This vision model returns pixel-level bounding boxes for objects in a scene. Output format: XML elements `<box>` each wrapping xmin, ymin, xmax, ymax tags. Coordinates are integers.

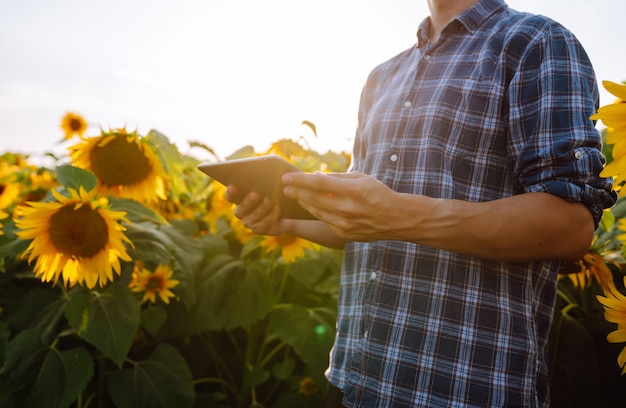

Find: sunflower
<box><xmin>204</xmin><ymin>182</ymin><xmax>235</xmax><ymax>232</ymax></box>
<box><xmin>592</xmin><ymin>81</ymin><xmax>626</xmax><ymax>195</ymax></box>
<box><xmin>129</xmin><ymin>263</ymin><xmax>179</xmax><ymax>304</ymax></box>
<box><xmin>69</xmin><ymin>128</ymin><xmax>168</xmax><ymax>204</ymax></box>
<box><xmin>596</xmin><ymin>276</ymin><xmax>626</xmax><ymax>374</ymax></box>
<box><xmin>0</xmin><ymin>175</ymin><xmax>21</xmax><ymax>211</ymax></box>
<box><xmin>568</xmin><ymin>250</ymin><xmax>616</xmax><ymax>293</ymax></box>
<box><xmin>14</xmin><ymin>187</ymin><xmax>133</xmax><ymax>288</ymax></box>
<box><xmin>60</xmin><ymin>112</ymin><xmax>88</xmax><ymax>140</ymax></box>
<box><xmin>259</xmin><ymin>233</ymin><xmax>315</xmax><ymax>263</ymax></box>
<box><xmin>297</xmin><ymin>376</ymin><xmax>320</xmax><ymax>397</ymax></box>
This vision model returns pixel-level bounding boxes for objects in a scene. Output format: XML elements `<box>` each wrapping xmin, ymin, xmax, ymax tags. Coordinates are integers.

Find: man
<box><xmin>226</xmin><ymin>0</ymin><xmax>616</xmax><ymax>406</ymax></box>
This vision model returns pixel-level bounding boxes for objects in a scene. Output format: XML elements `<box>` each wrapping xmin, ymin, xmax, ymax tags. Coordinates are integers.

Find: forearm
<box><xmin>285</xmin><ymin>219</ymin><xmax>346</xmax><ymax>250</ymax></box>
<box><xmin>390</xmin><ymin>192</ymin><xmax>595</xmax><ymax>262</ymax></box>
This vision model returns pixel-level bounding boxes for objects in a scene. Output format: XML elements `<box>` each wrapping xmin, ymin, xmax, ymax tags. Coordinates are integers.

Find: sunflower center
<box><xmin>69</xmin><ymin>118</ymin><xmax>83</xmax><ymax>131</ymax></box>
<box><xmin>147</xmin><ymin>275</ymin><xmax>164</xmax><ymax>291</ymax></box>
<box><xmin>89</xmin><ymin>134</ymin><xmax>153</xmax><ymax>186</ymax></box>
<box><xmin>0</xmin><ymin>184</ymin><xmax>5</xmax><ymax>196</ymax></box>
<box><xmin>48</xmin><ymin>204</ymin><xmax>109</xmax><ymax>258</ymax></box>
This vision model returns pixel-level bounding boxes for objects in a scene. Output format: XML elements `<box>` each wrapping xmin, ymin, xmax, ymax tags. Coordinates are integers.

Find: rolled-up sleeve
<box><xmin>509</xmin><ymin>22</ymin><xmax>617</xmax><ymax>226</ymax></box>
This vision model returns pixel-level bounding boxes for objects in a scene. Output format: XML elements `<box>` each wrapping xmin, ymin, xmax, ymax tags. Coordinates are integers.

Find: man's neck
<box><xmin>427</xmin><ymin>0</ymin><xmax>479</xmax><ymax>42</ymax></box>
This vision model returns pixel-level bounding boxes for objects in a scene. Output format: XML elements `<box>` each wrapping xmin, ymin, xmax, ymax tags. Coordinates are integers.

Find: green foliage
<box><xmin>107</xmin><ymin>343</ymin><xmax>195</xmax><ymax>408</ymax></box>
<box><xmin>65</xmin><ymin>283</ymin><xmax>141</xmax><ymax>367</ymax></box>
<box><xmin>55</xmin><ymin>164</ymin><xmax>97</xmax><ymax>193</ymax></box>
<box><xmin>0</xmin><ymin>330</ymin><xmax>94</xmax><ymax>408</ymax></box>
<box><xmin>0</xmin><ymin>127</ymin><xmax>343</xmax><ymax>407</ymax></box>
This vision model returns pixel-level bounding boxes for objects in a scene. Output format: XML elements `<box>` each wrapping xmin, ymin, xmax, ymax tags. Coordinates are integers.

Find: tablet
<box><xmin>197</xmin><ymin>155</ymin><xmax>316</xmax><ymax>220</ymax></box>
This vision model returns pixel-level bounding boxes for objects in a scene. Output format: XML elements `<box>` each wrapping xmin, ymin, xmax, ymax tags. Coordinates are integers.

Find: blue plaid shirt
<box><xmin>326</xmin><ymin>0</ymin><xmax>616</xmax><ymax>406</ymax></box>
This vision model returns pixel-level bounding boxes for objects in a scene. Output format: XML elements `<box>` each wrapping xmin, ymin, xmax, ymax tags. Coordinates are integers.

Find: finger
<box><xmin>225</xmin><ymin>185</ymin><xmax>243</xmax><ymax>204</ymax></box>
<box><xmin>324</xmin><ymin>171</ymin><xmax>363</xmax><ymax>179</ymax></box>
<box><xmin>233</xmin><ymin>191</ymin><xmax>263</xmax><ymax>219</ymax></box>
<box><xmin>282</xmin><ymin>172</ymin><xmax>349</xmax><ymax>195</ymax></box>
<box><xmin>245</xmin><ymin>196</ymin><xmax>277</xmax><ymax>225</ymax></box>
<box><xmin>284</xmin><ymin>186</ymin><xmax>339</xmax><ymax>215</ymax></box>
<box><xmin>246</xmin><ymin>205</ymin><xmax>282</xmax><ymax>234</ymax></box>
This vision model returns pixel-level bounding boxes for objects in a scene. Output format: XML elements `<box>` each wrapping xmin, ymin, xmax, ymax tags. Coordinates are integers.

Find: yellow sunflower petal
<box><xmin>606</xmin><ymin>128</ymin><xmax>626</xmax><ymax>145</ymax></box>
<box><xmin>591</xmin><ymin>104</ymin><xmax>626</xmax><ymax>129</ymax></box>
<box><xmin>609</xmin><ymin>139</ymin><xmax>626</xmax><ymax>161</ymax></box>
<box><xmin>603</xmin><ymin>80</ymin><xmax>626</xmax><ymax>101</ymax></box>
<box><xmin>613</xmin><ymin>345</ymin><xmax>626</xmax><ymax>375</ymax></box>
<box><xmin>600</xmin><ymin>156</ymin><xmax>626</xmax><ymax>178</ymax></box>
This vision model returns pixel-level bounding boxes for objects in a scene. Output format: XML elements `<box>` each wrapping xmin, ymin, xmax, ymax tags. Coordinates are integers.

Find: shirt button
<box><xmin>423</xmin><ymin>54</ymin><xmax>431</xmax><ymax>61</ymax></box>
<box><xmin>370</xmin><ymin>272</ymin><xmax>377</xmax><ymax>280</ymax></box>
<box><xmin>390</xmin><ymin>154</ymin><xmax>398</xmax><ymax>162</ymax></box>
<box><xmin>364</xmin><ymin>330</ymin><xmax>369</xmax><ymax>339</ymax></box>
<box><xmin>403</xmin><ymin>101</ymin><xmax>412</xmax><ymax>108</ymax></box>
<box><xmin>575</xmin><ymin>150</ymin><xmax>584</xmax><ymax>160</ymax></box>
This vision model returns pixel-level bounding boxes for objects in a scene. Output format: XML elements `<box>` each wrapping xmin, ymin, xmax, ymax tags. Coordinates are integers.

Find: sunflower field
<box><xmin>1</xmin><ymin>80</ymin><xmax>626</xmax><ymax>408</ymax></box>
<box><xmin>0</xmin><ymin>119</ymin><xmax>348</xmax><ymax>407</ymax></box>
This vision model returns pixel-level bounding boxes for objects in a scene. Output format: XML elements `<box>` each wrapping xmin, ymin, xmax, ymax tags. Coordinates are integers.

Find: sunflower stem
<box><xmin>198</xmin><ymin>332</ymin><xmax>236</xmax><ymax>389</ymax></box>
<box><xmin>258</xmin><ymin>342</ymin><xmax>287</xmax><ymax>369</ymax></box>
<box><xmin>262</xmin><ymin>346</ymin><xmax>291</xmax><ymax>404</ymax></box>
<box><xmin>275</xmin><ymin>263</ymin><xmax>291</xmax><ymax>303</ymax></box>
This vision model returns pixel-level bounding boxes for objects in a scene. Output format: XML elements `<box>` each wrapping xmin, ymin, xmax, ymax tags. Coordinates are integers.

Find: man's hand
<box><xmin>224</xmin><ymin>185</ymin><xmax>288</xmax><ymax>236</ymax></box>
<box><xmin>282</xmin><ymin>171</ymin><xmax>399</xmax><ymax>241</ymax></box>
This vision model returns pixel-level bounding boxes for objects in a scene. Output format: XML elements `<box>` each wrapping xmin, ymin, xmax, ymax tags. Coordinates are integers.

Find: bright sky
<box><xmin>0</xmin><ymin>0</ymin><xmax>624</xmax><ymax>163</ymax></box>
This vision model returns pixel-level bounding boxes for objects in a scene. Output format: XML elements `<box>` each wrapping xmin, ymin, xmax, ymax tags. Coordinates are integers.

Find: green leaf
<box><xmin>145</xmin><ymin>130</ymin><xmax>201</xmax><ymax>204</ymax></box>
<box><xmin>0</xmin><ymin>329</ymin><xmax>42</xmax><ymax>377</ymax></box>
<box><xmin>141</xmin><ymin>307</ymin><xmax>167</xmax><ymax>338</ymax></box>
<box><xmin>23</xmin><ymin>347</ymin><xmax>94</xmax><ymax>408</ymax></box>
<box><xmin>55</xmin><ymin>164</ymin><xmax>97</xmax><ymax>192</ymax></box>
<box><xmin>145</xmin><ymin>130</ymin><xmax>190</xmax><ymax>176</ymax></box>
<box><xmin>160</xmin><ymin>255</ymin><xmax>275</xmax><ymax>336</ymax></box>
<box><xmin>107</xmin><ymin>343</ymin><xmax>194</xmax><ymax>408</ymax></box>
<box><xmin>609</xmin><ymin>196</ymin><xmax>626</xmax><ymax>219</ymax></box>
<box><xmin>227</xmin><ymin>145</ymin><xmax>256</xmax><ymax>160</ymax></box>
<box><xmin>243</xmin><ymin>365</ymin><xmax>270</xmax><ymax>389</ymax></box>
<box><xmin>599</xmin><ymin>208</ymin><xmax>616</xmax><ymax>232</ymax></box>
<box><xmin>288</xmin><ymin>254</ymin><xmax>339</xmax><ymax>292</ymax></box>
<box><xmin>187</xmin><ymin>140</ymin><xmax>218</xmax><ymax>158</ymax></box>
<box><xmin>65</xmin><ymin>283</ymin><xmax>140</xmax><ymax>367</ymax></box>
<box><xmin>240</xmin><ymin>235</ymin><xmax>264</xmax><ymax>259</ymax></box>
<box><xmin>548</xmin><ymin>311</ymin><xmax>611</xmax><ymax>407</ymax></box>
<box><xmin>272</xmin><ymin>356</ymin><xmax>295</xmax><ymax>380</ymax></box>
<box><xmin>2</xmin><ymin>287</ymin><xmax>61</xmax><ymax>338</ymax></box>
<box><xmin>109</xmin><ymin>197</ymin><xmax>168</xmax><ymax>225</ymax></box>
<box><xmin>271</xmin><ymin>305</ymin><xmax>336</xmax><ymax>369</ymax></box>
<box><xmin>301</xmin><ymin>120</ymin><xmax>317</xmax><ymax>138</ymax></box>
<box><xmin>0</xmin><ymin>330</ymin><xmax>43</xmax><ymax>406</ymax></box>
<box><xmin>125</xmin><ymin>220</ymin><xmax>218</xmax><ymax>309</ymax></box>
<box><xmin>0</xmin><ymin>219</ymin><xmax>30</xmax><ymax>259</ymax></box>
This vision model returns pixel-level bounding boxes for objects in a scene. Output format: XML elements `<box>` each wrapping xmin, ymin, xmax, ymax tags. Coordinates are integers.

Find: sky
<box><xmin>0</xmin><ymin>0</ymin><xmax>624</xmax><ymax>164</ymax></box>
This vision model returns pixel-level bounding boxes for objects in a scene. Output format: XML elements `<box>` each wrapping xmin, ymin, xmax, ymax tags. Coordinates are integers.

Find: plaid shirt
<box><xmin>326</xmin><ymin>0</ymin><xmax>616</xmax><ymax>406</ymax></box>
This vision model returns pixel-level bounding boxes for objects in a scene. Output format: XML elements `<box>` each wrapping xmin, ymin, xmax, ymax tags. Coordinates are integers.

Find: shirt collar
<box><xmin>416</xmin><ymin>0</ymin><xmax>508</xmax><ymax>48</ymax></box>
